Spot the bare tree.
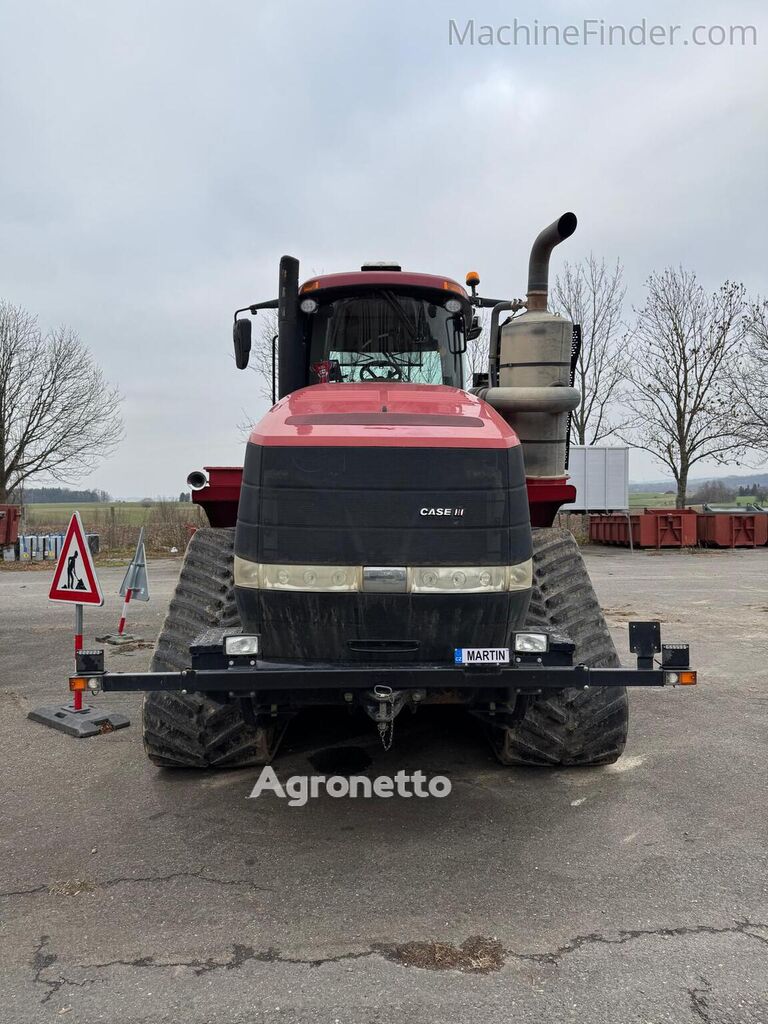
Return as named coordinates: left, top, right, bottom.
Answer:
left=464, top=308, right=490, bottom=383
left=236, top=312, right=278, bottom=437
left=248, top=311, right=279, bottom=403
left=689, top=479, right=736, bottom=504
left=619, top=269, right=747, bottom=508
left=551, top=254, right=628, bottom=444
left=732, top=298, right=768, bottom=450
left=0, top=300, right=122, bottom=502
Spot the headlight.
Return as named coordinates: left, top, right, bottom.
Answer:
left=507, top=560, right=533, bottom=591
left=224, top=635, right=260, bottom=656
left=234, top=557, right=533, bottom=594
left=240, top=559, right=360, bottom=592
left=411, top=565, right=508, bottom=594
left=234, top=556, right=260, bottom=588
left=514, top=632, right=549, bottom=653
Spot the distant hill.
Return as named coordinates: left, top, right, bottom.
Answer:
left=630, top=472, right=768, bottom=493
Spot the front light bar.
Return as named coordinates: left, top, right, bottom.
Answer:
left=72, top=622, right=695, bottom=695
left=234, top=557, right=533, bottom=595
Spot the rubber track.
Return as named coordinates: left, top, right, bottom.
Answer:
left=493, top=527, right=629, bottom=766
left=142, top=528, right=281, bottom=768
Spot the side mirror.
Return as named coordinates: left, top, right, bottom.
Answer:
left=233, top=318, right=252, bottom=369
left=467, top=315, right=482, bottom=341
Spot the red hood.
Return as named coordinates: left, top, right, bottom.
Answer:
left=249, top=383, right=519, bottom=449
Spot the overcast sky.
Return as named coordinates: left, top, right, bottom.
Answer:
left=1, top=0, right=766, bottom=496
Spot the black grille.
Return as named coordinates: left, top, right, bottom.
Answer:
left=235, top=443, right=531, bottom=567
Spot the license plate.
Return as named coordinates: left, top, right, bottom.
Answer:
left=454, top=648, right=510, bottom=665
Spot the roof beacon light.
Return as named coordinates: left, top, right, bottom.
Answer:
left=361, top=262, right=401, bottom=272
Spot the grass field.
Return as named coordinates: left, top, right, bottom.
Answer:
left=629, top=492, right=764, bottom=509
left=24, top=502, right=190, bottom=529
left=629, top=491, right=676, bottom=508
left=19, top=501, right=205, bottom=554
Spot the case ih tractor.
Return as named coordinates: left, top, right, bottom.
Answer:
left=79, top=213, right=696, bottom=767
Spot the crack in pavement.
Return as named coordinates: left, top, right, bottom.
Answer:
left=0, top=883, right=48, bottom=898
left=688, top=975, right=713, bottom=1024
left=509, top=918, right=768, bottom=966
left=27, top=917, right=768, bottom=1003
left=84, top=944, right=373, bottom=977
left=1, top=867, right=273, bottom=902
left=31, top=936, right=98, bottom=1006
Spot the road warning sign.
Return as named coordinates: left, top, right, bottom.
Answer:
left=48, top=512, right=103, bottom=606
left=119, top=527, right=149, bottom=602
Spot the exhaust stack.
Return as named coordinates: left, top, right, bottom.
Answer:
left=526, top=212, right=577, bottom=311
left=479, top=212, right=579, bottom=482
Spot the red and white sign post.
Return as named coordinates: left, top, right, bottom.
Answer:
left=48, top=512, right=104, bottom=710
left=117, top=589, right=132, bottom=636
left=28, top=510, right=130, bottom=739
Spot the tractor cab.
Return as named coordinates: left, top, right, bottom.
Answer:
left=233, top=261, right=476, bottom=399
left=300, top=268, right=471, bottom=389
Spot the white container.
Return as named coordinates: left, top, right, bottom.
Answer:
left=562, top=446, right=629, bottom=512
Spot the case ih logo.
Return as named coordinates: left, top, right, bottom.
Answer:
left=420, top=507, right=465, bottom=517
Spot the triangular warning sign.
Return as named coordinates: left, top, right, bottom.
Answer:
left=49, top=511, right=104, bottom=606
left=119, top=527, right=150, bottom=601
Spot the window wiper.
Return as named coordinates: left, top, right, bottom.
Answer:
left=380, top=291, right=420, bottom=343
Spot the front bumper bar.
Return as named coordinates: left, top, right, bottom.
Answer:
left=71, top=621, right=695, bottom=696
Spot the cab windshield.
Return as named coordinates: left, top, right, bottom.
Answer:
left=306, top=289, right=465, bottom=387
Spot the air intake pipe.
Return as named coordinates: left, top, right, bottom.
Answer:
left=478, top=212, right=579, bottom=479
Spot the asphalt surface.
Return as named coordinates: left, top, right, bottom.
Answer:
left=1, top=546, right=767, bottom=1023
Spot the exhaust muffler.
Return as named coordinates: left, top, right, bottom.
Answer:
left=480, top=212, right=579, bottom=479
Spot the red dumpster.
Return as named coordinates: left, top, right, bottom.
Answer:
left=590, top=508, right=699, bottom=548
left=697, top=513, right=768, bottom=548
left=0, top=505, right=21, bottom=548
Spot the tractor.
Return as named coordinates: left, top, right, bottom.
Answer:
left=79, top=213, right=696, bottom=767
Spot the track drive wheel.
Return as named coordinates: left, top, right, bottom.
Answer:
left=142, top=527, right=287, bottom=768
left=491, top=527, right=629, bottom=767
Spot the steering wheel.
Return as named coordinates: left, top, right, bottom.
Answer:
left=359, top=360, right=403, bottom=381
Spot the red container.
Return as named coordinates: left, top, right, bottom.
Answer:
left=590, top=508, right=698, bottom=548
left=0, top=505, right=21, bottom=547
left=697, top=513, right=768, bottom=548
